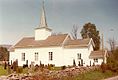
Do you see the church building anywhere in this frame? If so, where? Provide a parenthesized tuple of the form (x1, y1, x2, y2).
(9, 1, 107, 67)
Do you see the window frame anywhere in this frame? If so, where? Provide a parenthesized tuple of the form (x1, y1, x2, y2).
(94, 58, 98, 63)
(35, 52, 39, 61)
(49, 52, 53, 61)
(77, 53, 81, 59)
(22, 53, 25, 61)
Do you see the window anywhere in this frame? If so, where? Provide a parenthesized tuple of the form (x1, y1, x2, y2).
(94, 58, 98, 63)
(35, 52, 38, 61)
(77, 53, 81, 59)
(22, 53, 25, 61)
(49, 52, 53, 61)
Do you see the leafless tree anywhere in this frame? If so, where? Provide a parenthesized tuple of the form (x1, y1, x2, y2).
(51, 32, 63, 36)
(71, 25, 79, 40)
(108, 38, 116, 52)
(51, 32, 57, 36)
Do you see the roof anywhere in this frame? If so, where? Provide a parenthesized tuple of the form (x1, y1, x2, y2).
(89, 50, 107, 59)
(10, 34, 94, 52)
(14, 34, 68, 48)
(35, 27, 52, 31)
(64, 38, 91, 48)
(9, 46, 15, 52)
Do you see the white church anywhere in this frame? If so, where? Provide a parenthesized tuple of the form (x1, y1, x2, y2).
(9, 1, 107, 67)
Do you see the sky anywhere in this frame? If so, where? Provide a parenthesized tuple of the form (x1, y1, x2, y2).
(0, 0, 118, 49)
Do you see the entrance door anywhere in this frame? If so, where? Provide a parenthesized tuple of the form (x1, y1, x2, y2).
(26, 60, 28, 65)
(81, 59, 83, 66)
(78, 59, 83, 66)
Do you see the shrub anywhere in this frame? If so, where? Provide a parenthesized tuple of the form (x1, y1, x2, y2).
(23, 64, 28, 68)
(101, 62, 107, 73)
(47, 64, 51, 70)
(47, 64, 55, 70)
(40, 64, 44, 68)
(34, 64, 39, 71)
(4, 61, 7, 69)
(16, 67, 23, 73)
(61, 66, 66, 70)
(12, 61, 18, 71)
(107, 48, 118, 73)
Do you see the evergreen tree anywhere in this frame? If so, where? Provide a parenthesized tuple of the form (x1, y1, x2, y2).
(0, 47, 9, 61)
(80, 22, 100, 50)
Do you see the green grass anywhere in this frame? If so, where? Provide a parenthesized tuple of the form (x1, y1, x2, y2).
(59, 70, 117, 80)
(50, 67, 62, 71)
(23, 67, 29, 74)
(0, 66, 8, 76)
(74, 70, 117, 80)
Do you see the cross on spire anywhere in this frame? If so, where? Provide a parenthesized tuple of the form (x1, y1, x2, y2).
(39, 0, 48, 27)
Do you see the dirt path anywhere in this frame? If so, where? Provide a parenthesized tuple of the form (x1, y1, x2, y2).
(104, 76, 118, 80)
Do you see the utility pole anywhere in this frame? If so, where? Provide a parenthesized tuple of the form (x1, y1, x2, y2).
(102, 33, 104, 63)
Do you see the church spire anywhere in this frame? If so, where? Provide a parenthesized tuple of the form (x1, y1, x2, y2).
(39, 0, 48, 27)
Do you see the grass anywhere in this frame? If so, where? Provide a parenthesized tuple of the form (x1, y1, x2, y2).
(57, 70, 117, 80)
(22, 67, 29, 74)
(0, 66, 8, 76)
(50, 67, 62, 71)
(74, 70, 117, 80)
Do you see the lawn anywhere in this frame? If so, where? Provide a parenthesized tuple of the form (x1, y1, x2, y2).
(59, 70, 116, 80)
(74, 70, 117, 80)
(0, 66, 8, 76)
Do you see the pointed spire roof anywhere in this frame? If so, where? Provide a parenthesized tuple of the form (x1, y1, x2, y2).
(36, 0, 52, 31)
(39, 0, 48, 27)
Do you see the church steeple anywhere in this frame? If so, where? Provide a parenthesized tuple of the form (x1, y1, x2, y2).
(35, 0, 52, 41)
(39, 0, 47, 27)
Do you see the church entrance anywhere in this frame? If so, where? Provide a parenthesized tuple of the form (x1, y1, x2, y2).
(78, 59, 83, 66)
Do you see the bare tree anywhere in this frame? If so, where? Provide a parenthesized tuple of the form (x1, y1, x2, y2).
(51, 32, 63, 36)
(108, 38, 116, 52)
(71, 25, 79, 40)
(51, 32, 57, 36)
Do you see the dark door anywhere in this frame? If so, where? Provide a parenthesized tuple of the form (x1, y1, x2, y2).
(81, 59, 83, 66)
(26, 60, 28, 65)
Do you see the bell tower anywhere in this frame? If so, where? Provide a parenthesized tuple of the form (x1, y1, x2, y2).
(35, 0, 52, 40)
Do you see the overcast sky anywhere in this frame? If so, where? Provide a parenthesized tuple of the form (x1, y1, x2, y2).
(0, 0, 118, 48)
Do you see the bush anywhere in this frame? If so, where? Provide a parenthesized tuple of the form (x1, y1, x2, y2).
(40, 64, 44, 68)
(101, 62, 107, 73)
(16, 67, 23, 73)
(12, 61, 18, 71)
(47, 64, 51, 70)
(47, 64, 55, 70)
(34, 64, 39, 71)
(107, 48, 118, 73)
(61, 66, 66, 70)
(23, 64, 28, 68)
